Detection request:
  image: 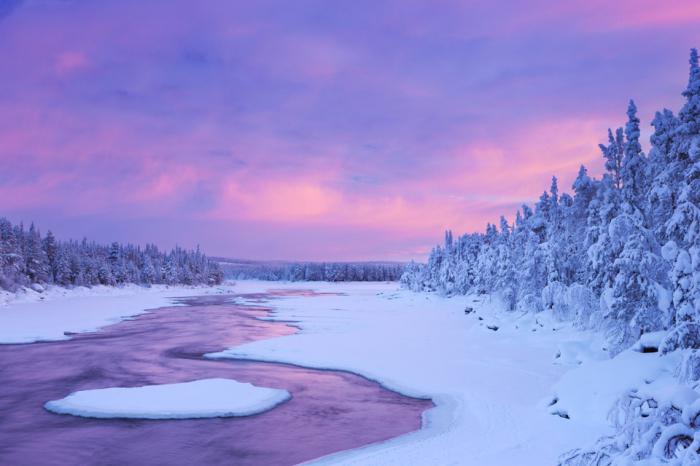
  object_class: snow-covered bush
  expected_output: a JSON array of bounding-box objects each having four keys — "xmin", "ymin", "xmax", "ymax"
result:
[
  {"xmin": 676, "ymin": 350, "xmax": 700, "ymax": 384},
  {"xmin": 567, "ymin": 284, "xmax": 599, "ymax": 329},
  {"xmin": 560, "ymin": 380, "xmax": 700, "ymax": 466},
  {"xmin": 515, "ymin": 293, "xmax": 543, "ymax": 314},
  {"xmin": 661, "ymin": 324, "xmax": 700, "ymax": 355},
  {"xmin": 542, "ymin": 281, "xmax": 570, "ymax": 321}
]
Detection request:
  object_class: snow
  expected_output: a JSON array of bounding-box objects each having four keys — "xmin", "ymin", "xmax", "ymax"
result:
[
  {"xmin": 549, "ymin": 348, "xmax": 679, "ymax": 425},
  {"xmin": 44, "ymin": 378, "xmax": 291, "ymax": 419},
  {"xmin": 3, "ymin": 278, "xmax": 688, "ymax": 464},
  {"xmin": 651, "ymin": 423, "xmax": 695, "ymax": 460},
  {"xmin": 206, "ymin": 280, "xmax": 626, "ymax": 466},
  {"xmin": 631, "ymin": 330, "xmax": 666, "ymax": 352},
  {"xmin": 0, "ymin": 283, "xmax": 235, "ymax": 344}
]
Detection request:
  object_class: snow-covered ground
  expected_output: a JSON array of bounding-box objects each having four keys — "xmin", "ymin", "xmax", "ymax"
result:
[
  {"xmin": 2, "ymin": 280, "xmax": 680, "ymax": 464},
  {"xmin": 207, "ymin": 281, "xmax": 679, "ymax": 466},
  {"xmin": 44, "ymin": 378, "xmax": 291, "ymax": 419},
  {"xmin": 0, "ymin": 283, "xmax": 235, "ymax": 343}
]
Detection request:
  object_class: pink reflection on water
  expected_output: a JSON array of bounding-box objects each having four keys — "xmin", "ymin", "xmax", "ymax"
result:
[{"xmin": 0, "ymin": 292, "xmax": 431, "ymax": 466}]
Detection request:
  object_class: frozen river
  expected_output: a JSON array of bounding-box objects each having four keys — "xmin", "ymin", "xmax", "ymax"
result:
[{"xmin": 0, "ymin": 291, "xmax": 431, "ymax": 465}]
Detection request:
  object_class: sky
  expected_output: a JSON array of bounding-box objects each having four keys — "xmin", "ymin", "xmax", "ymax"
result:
[{"xmin": 1, "ymin": 0, "xmax": 699, "ymax": 261}]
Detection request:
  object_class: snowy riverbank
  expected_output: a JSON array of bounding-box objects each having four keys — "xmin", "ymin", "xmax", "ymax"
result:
[
  {"xmin": 1, "ymin": 280, "xmax": 684, "ymax": 464},
  {"xmin": 209, "ymin": 281, "xmax": 682, "ymax": 465},
  {"xmin": 0, "ymin": 286, "xmax": 429, "ymax": 466},
  {"xmin": 0, "ymin": 283, "xmax": 236, "ymax": 343}
]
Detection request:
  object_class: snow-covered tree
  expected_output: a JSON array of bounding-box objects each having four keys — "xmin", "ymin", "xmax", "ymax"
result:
[
  {"xmin": 621, "ymin": 100, "xmax": 647, "ymax": 215},
  {"xmin": 400, "ymin": 48, "xmax": 700, "ymax": 354},
  {"xmin": 0, "ymin": 217, "xmax": 223, "ymax": 290},
  {"xmin": 600, "ymin": 127, "xmax": 625, "ymax": 190}
]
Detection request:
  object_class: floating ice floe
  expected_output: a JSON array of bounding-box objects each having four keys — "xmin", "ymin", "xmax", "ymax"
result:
[{"xmin": 45, "ymin": 378, "xmax": 291, "ymax": 419}]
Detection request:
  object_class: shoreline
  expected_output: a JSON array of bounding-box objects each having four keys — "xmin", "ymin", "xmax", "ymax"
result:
[
  {"xmin": 208, "ymin": 281, "xmax": 598, "ymax": 465},
  {"xmin": 0, "ymin": 285, "xmax": 431, "ymax": 465}
]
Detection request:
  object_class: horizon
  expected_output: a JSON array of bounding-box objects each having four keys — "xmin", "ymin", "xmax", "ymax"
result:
[{"xmin": 1, "ymin": 1, "xmax": 700, "ymax": 261}]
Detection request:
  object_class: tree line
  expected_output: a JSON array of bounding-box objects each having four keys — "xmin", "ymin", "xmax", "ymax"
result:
[
  {"xmin": 0, "ymin": 218, "xmax": 224, "ymax": 290},
  {"xmin": 402, "ymin": 49, "xmax": 700, "ymax": 357},
  {"xmin": 402, "ymin": 48, "xmax": 700, "ymax": 465},
  {"xmin": 218, "ymin": 259, "xmax": 405, "ymax": 282}
]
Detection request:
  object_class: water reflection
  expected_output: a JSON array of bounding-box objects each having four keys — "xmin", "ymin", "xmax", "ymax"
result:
[{"xmin": 0, "ymin": 292, "xmax": 431, "ymax": 466}]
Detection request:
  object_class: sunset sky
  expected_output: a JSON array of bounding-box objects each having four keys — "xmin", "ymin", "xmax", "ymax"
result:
[{"xmin": 1, "ymin": 0, "xmax": 699, "ymax": 261}]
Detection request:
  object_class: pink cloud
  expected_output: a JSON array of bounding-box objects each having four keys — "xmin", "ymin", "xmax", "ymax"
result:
[
  {"xmin": 218, "ymin": 178, "xmax": 342, "ymax": 220},
  {"xmin": 126, "ymin": 165, "xmax": 206, "ymax": 203},
  {"xmin": 54, "ymin": 51, "xmax": 89, "ymax": 75},
  {"xmin": 533, "ymin": 0, "xmax": 700, "ymax": 32}
]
